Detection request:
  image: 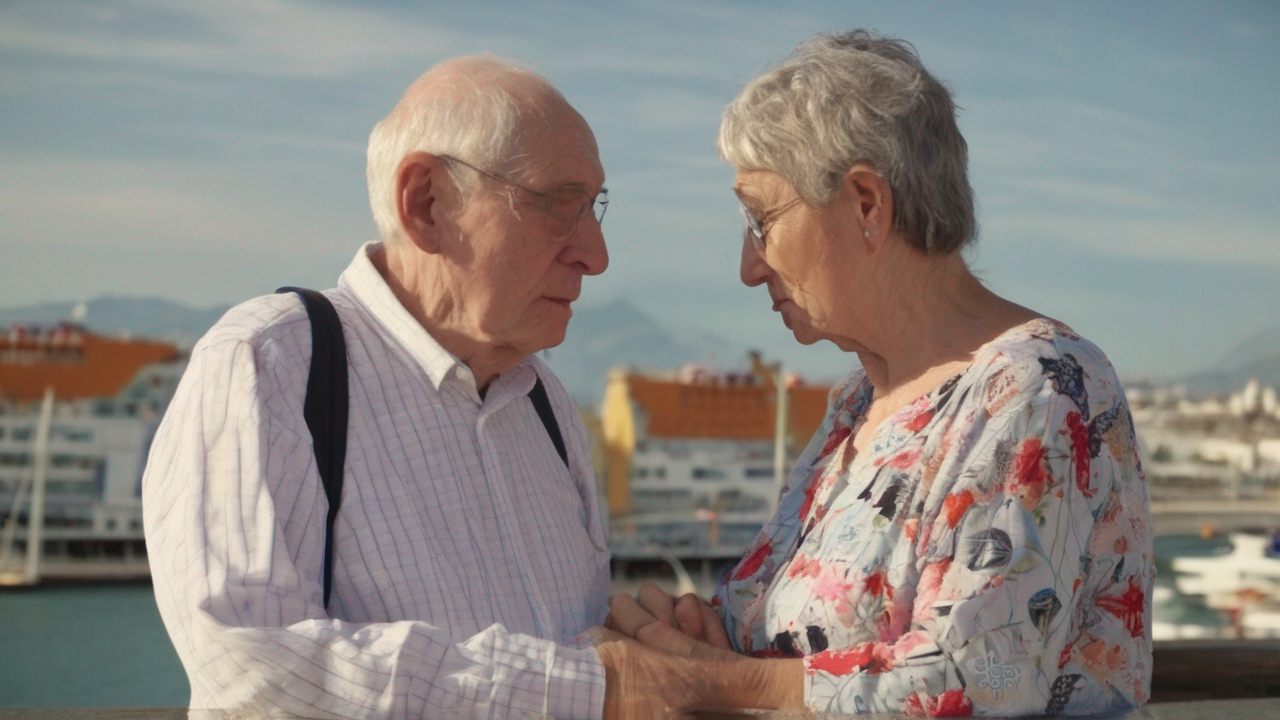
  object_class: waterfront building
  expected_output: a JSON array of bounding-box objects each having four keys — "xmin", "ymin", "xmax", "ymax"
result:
[
  {"xmin": 599, "ymin": 361, "xmax": 829, "ymax": 556},
  {"xmin": 0, "ymin": 323, "xmax": 184, "ymax": 582}
]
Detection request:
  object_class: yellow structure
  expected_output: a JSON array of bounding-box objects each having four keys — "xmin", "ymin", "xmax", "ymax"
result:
[{"xmin": 600, "ymin": 368, "xmax": 831, "ymax": 518}]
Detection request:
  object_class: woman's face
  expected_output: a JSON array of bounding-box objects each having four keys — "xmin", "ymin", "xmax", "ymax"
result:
[{"xmin": 736, "ymin": 170, "xmax": 864, "ymax": 349}]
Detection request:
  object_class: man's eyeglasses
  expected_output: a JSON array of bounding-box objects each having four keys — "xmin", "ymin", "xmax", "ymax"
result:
[
  {"xmin": 741, "ymin": 197, "xmax": 802, "ymax": 255},
  {"xmin": 441, "ymin": 155, "xmax": 608, "ymax": 239}
]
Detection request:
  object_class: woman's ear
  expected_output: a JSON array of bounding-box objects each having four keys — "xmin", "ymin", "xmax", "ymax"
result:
[
  {"xmin": 843, "ymin": 166, "xmax": 891, "ymax": 249},
  {"xmin": 396, "ymin": 152, "xmax": 443, "ymax": 253}
]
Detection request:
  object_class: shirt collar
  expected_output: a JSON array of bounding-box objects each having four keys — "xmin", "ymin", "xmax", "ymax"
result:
[{"xmin": 338, "ymin": 241, "xmax": 540, "ymax": 398}]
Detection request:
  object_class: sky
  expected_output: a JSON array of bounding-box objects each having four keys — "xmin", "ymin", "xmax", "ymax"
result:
[{"xmin": 1, "ymin": 0, "xmax": 1277, "ymax": 384}]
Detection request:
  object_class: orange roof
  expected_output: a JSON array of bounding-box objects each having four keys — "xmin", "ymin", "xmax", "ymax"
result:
[
  {"xmin": 0, "ymin": 328, "xmax": 180, "ymax": 403},
  {"xmin": 627, "ymin": 376, "xmax": 830, "ymax": 444}
]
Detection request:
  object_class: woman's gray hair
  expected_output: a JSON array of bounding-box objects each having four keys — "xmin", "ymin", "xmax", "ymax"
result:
[
  {"xmin": 718, "ymin": 29, "xmax": 976, "ymax": 254},
  {"xmin": 365, "ymin": 55, "xmax": 548, "ymax": 244}
]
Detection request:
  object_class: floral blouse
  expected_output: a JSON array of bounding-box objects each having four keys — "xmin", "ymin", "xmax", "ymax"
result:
[{"xmin": 714, "ymin": 319, "xmax": 1153, "ymax": 716}]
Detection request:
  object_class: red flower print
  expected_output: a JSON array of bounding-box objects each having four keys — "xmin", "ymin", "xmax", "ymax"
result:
[
  {"xmin": 864, "ymin": 568, "xmax": 894, "ymax": 600},
  {"xmin": 786, "ymin": 553, "xmax": 822, "ymax": 579},
  {"xmin": 915, "ymin": 558, "xmax": 951, "ymax": 617},
  {"xmin": 903, "ymin": 517, "xmax": 920, "ymax": 544},
  {"xmin": 798, "ymin": 473, "xmax": 829, "ymax": 525},
  {"xmin": 942, "ymin": 489, "xmax": 975, "ymax": 529},
  {"xmin": 903, "ymin": 688, "xmax": 974, "ymax": 717},
  {"xmin": 1066, "ymin": 411, "xmax": 1093, "ymax": 497},
  {"xmin": 817, "ymin": 423, "xmax": 852, "ymax": 461},
  {"xmin": 1010, "ymin": 437, "xmax": 1048, "ymax": 505},
  {"xmin": 806, "ymin": 642, "xmax": 894, "ymax": 676},
  {"xmin": 905, "ymin": 409, "xmax": 935, "ymax": 433},
  {"xmin": 733, "ymin": 540, "xmax": 772, "ymax": 581},
  {"xmin": 889, "ymin": 446, "xmax": 922, "ymax": 469},
  {"xmin": 1059, "ymin": 642, "xmax": 1074, "ymax": 670},
  {"xmin": 1095, "ymin": 577, "xmax": 1146, "ymax": 638}
]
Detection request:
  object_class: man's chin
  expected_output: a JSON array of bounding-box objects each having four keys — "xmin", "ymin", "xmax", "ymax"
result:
[{"xmin": 527, "ymin": 323, "xmax": 570, "ymax": 355}]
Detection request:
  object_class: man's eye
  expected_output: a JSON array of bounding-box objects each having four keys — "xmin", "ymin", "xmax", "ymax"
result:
[{"xmin": 549, "ymin": 193, "xmax": 589, "ymax": 216}]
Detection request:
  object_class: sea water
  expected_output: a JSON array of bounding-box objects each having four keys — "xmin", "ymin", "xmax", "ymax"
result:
[
  {"xmin": 0, "ymin": 534, "xmax": 1243, "ymax": 707},
  {"xmin": 0, "ymin": 584, "xmax": 188, "ymax": 707}
]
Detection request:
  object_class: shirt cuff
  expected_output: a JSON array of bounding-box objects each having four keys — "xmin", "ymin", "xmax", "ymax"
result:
[{"xmin": 543, "ymin": 643, "xmax": 607, "ymax": 720}]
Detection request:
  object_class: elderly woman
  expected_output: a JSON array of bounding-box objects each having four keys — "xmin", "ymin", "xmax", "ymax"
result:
[{"xmin": 596, "ymin": 29, "xmax": 1153, "ymax": 718}]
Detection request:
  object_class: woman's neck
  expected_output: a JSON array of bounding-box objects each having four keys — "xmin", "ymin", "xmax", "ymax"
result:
[{"xmin": 851, "ymin": 245, "xmax": 1038, "ymax": 394}]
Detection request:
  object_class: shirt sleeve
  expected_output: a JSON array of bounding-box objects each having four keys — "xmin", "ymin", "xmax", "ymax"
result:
[
  {"xmin": 143, "ymin": 336, "xmax": 605, "ymax": 720},
  {"xmin": 801, "ymin": 374, "xmax": 1151, "ymax": 717}
]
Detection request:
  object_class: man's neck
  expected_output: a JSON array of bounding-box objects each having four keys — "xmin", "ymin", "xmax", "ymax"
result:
[{"xmin": 371, "ymin": 243, "xmax": 523, "ymax": 395}]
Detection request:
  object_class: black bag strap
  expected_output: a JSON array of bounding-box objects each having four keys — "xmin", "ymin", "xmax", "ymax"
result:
[
  {"xmin": 277, "ymin": 287, "xmax": 348, "ymax": 610},
  {"xmin": 277, "ymin": 285, "xmax": 569, "ymax": 610},
  {"xmin": 528, "ymin": 377, "xmax": 569, "ymax": 469}
]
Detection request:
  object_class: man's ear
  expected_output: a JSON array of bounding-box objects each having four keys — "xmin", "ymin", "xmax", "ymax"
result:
[
  {"xmin": 842, "ymin": 166, "xmax": 892, "ymax": 251},
  {"xmin": 396, "ymin": 152, "xmax": 442, "ymax": 253}
]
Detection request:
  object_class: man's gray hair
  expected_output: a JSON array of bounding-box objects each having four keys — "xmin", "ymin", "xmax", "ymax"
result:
[
  {"xmin": 365, "ymin": 55, "xmax": 549, "ymax": 244},
  {"xmin": 718, "ymin": 29, "xmax": 976, "ymax": 254}
]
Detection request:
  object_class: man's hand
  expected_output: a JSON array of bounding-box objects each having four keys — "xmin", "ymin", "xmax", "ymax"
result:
[
  {"xmin": 605, "ymin": 583, "xmax": 732, "ymax": 650},
  {"xmin": 590, "ymin": 625, "xmax": 806, "ymax": 719}
]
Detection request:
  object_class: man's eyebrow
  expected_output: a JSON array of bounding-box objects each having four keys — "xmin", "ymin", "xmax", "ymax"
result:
[{"xmin": 552, "ymin": 181, "xmax": 607, "ymax": 195}]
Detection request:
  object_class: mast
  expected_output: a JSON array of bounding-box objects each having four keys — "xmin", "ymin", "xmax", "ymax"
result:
[
  {"xmin": 772, "ymin": 363, "xmax": 788, "ymax": 496},
  {"xmin": 23, "ymin": 386, "xmax": 55, "ymax": 583}
]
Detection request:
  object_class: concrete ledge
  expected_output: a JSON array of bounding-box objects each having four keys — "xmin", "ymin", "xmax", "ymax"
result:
[
  {"xmin": 5, "ymin": 700, "xmax": 1280, "ymax": 720},
  {"xmin": 1151, "ymin": 639, "xmax": 1280, "ymax": 702}
]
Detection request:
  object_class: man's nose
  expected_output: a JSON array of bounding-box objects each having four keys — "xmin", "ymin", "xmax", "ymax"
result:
[
  {"xmin": 562, "ymin": 215, "xmax": 609, "ymax": 276},
  {"xmin": 740, "ymin": 234, "xmax": 768, "ymax": 287}
]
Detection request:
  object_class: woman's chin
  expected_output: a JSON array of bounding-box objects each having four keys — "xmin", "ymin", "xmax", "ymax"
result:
[{"xmin": 786, "ymin": 321, "xmax": 823, "ymax": 346}]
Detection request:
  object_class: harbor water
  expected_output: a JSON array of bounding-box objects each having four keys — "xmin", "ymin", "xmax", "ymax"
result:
[{"xmin": 0, "ymin": 535, "xmax": 1260, "ymax": 707}]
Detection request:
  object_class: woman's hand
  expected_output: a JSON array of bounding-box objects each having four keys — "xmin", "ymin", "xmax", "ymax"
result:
[
  {"xmin": 590, "ymin": 624, "xmax": 806, "ymax": 719},
  {"xmin": 605, "ymin": 583, "xmax": 733, "ymax": 650}
]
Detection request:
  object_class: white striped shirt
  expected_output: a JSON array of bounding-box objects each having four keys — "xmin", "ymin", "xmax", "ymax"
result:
[{"xmin": 143, "ymin": 242, "xmax": 610, "ymax": 719}]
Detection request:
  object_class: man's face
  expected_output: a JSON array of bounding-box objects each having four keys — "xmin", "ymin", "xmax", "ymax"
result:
[{"xmin": 446, "ymin": 105, "xmax": 608, "ymax": 359}]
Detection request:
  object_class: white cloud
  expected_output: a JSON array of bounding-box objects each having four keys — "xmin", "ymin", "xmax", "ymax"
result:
[
  {"xmin": 1226, "ymin": 21, "xmax": 1266, "ymax": 40},
  {"xmin": 982, "ymin": 213, "xmax": 1280, "ymax": 270},
  {"xmin": 0, "ymin": 0, "xmax": 460, "ymax": 79},
  {"xmin": 0, "ymin": 157, "xmax": 365, "ymax": 254},
  {"xmin": 633, "ymin": 89, "xmax": 729, "ymax": 131}
]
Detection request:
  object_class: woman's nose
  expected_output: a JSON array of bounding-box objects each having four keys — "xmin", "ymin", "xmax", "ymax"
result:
[{"xmin": 739, "ymin": 234, "xmax": 769, "ymax": 287}]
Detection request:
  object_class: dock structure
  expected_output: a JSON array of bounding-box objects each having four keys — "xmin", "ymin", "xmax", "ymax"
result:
[{"xmin": 1, "ymin": 323, "xmax": 184, "ymax": 586}]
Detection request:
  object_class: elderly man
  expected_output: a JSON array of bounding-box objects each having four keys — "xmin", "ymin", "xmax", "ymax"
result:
[{"xmin": 144, "ymin": 56, "xmax": 612, "ymax": 718}]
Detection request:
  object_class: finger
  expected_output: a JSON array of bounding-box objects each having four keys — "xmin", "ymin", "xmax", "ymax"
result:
[
  {"xmin": 634, "ymin": 619, "xmax": 697, "ymax": 657},
  {"xmin": 635, "ymin": 621, "xmax": 734, "ymax": 663},
  {"xmin": 673, "ymin": 594, "xmax": 705, "ymax": 640},
  {"xmin": 587, "ymin": 625, "xmax": 630, "ymax": 644},
  {"xmin": 699, "ymin": 601, "xmax": 733, "ymax": 650},
  {"xmin": 636, "ymin": 583, "xmax": 678, "ymax": 628},
  {"xmin": 607, "ymin": 591, "xmax": 661, "ymax": 637}
]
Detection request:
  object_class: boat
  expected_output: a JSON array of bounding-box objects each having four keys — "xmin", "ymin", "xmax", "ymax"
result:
[
  {"xmin": 0, "ymin": 322, "xmax": 184, "ymax": 584},
  {"xmin": 1170, "ymin": 532, "xmax": 1280, "ymax": 640}
]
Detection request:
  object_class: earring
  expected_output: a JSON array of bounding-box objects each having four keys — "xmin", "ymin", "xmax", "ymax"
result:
[{"xmin": 863, "ymin": 229, "xmax": 871, "ymax": 239}]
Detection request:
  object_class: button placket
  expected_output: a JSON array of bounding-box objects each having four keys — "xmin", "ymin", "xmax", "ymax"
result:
[{"xmin": 475, "ymin": 396, "xmax": 556, "ymax": 640}]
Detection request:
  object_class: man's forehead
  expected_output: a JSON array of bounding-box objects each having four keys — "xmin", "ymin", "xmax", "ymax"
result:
[{"xmin": 518, "ymin": 112, "xmax": 605, "ymax": 190}]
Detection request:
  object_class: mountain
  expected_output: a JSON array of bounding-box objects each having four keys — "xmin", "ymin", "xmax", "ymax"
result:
[
  {"xmin": 541, "ymin": 298, "xmax": 742, "ymax": 405},
  {"xmin": 0, "ymin": 295, "xmax": 738, "ymax": 406},
  {"xmin": 1181, "ymin": 322, "xmax": 1280, "ymax": 397},
  {"xmin": 0, "ymin": 296, "xmax": 230, "ymax": 349}
]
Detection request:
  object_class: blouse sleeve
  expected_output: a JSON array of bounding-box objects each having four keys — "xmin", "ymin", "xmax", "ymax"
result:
[{"xmin": 802, "ymin": 370, "xmax": 1152, "ymax": 716}]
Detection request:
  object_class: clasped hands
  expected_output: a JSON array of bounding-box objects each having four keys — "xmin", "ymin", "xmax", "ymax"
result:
[
  {"xmin": 589, "ymin": 584, "xmax": 804, "ymax": 719},
  {"xmin": 598, "ymin": 582, "xmax": 734, "ymax": 658}
]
